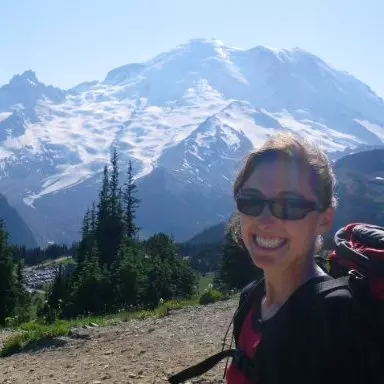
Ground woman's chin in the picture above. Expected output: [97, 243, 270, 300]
[251, 254, 283, 270]
[249, 246, 289, 270]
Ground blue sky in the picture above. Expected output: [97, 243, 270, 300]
[1, 0, 384, 96]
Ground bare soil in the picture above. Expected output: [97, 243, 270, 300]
[0, 298, 238, 384]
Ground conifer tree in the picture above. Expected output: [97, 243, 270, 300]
[123, 160, 141, 240]
[108, 149, 124, 266]
[59, 150, 198, 319]
[76, 208, 91, 267]
[214, 230, 263, 291]
[48, 264, 68, 313]
[15, 259, 28, 301]
[96, 165, 111, 267]
[16, 259, 24, 287]
[0, 220, 17, 324]
[14, 258, 31, 323]
[110, 148, 120, 217]
[143, 233, 196, 307]
[67, 244, 104, 316]
[113, 243, 143, 308]
[82, 208, 90, 237]
[90, 202, 97, 234]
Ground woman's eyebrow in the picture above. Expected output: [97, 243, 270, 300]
[240, 188, 262, 195]
[240, 189, 306, 199]
[276, 191, 306, 198]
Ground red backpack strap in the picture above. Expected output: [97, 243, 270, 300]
[233, 279, 264, 344]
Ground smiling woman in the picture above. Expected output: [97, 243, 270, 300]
[168, 132, 383, 384]
[222, 132, 382, 384]
[232, 132, 335, 285]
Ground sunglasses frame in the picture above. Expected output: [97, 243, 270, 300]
[235, 192, 322, 220]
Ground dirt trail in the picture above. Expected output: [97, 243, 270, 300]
[0, 298, 239, 384]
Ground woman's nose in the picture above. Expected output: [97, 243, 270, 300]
[257, 204, 276, 226]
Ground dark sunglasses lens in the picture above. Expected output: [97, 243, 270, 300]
[237, 197, 264, 216]
[271, 200, 311, 220]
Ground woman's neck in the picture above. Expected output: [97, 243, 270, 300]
[262, 259, 325, 309]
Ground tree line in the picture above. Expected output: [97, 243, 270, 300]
[43, 151, 197, 321]
[0, 149, 264, 325]
[0, 219, 32, 325]
[11, 243, 76, 266]
[0, 150, 197, 325]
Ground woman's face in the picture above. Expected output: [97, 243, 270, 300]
[238, 160, 334, 273]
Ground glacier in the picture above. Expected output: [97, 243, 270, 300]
[0, 38, 383, 244]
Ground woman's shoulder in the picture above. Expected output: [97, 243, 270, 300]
[312, 276, 363, 321]
[303, 275, 363, 334]
[286, 275, 369, 355]
[293, 278, 382, 383]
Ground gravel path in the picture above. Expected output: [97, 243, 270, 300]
[0, 298, 239, 383]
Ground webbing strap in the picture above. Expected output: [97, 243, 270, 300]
[314, 276, 350, 296]
[167, 349, 236, 383]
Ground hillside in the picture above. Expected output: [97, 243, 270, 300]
[187, 221, 227, 245]
[0, 193, 37, 248]
[329, 149, 384, 239]
[313, 147, 384, 251]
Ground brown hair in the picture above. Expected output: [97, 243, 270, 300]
[229, 132, 337, 249]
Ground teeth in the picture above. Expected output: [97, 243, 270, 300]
[254, 236, 285, 249]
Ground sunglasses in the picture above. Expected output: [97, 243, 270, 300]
[235, 192, 321, 220]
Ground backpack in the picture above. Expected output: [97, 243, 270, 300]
[328, 223, 384, 335]
[167, 222, 384, 384]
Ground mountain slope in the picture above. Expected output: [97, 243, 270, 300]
[0, 193, 37, 248]
[1, 38, 384, 244]
[329, 149, 384, 238]
[186, 221, 227, 245]
[0, 70, 65, 111]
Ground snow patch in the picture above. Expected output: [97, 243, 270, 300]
[355, 120, 384, 141]
[23, 163, 96, 206]
[0, 112, 12, 123]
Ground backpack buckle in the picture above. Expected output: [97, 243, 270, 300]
[233, 348, 260, 381]
[233, 348, 248, 372]
[348, 269, 366, 280]
[233, 348, 243, 365]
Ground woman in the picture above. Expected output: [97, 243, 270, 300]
[225, 132, 381, 384]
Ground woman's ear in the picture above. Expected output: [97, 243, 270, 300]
[316, 206, 335, 235]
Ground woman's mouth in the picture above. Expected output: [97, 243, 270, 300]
[252, 235, 287, 250]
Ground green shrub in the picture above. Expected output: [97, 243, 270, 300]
[4, 316, 21, 328]
[1, 333, 26, 357]
[0, 322, 70, 357]
[199, 289, 223, 305]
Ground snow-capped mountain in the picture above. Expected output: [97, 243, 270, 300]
[1, 38, 384, 245]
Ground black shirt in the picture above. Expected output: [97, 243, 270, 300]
[237, 275, 383, 384]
